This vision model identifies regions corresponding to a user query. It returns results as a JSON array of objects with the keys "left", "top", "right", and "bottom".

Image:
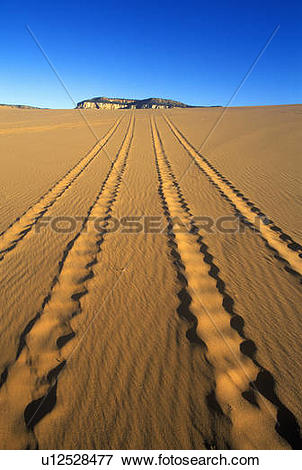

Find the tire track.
[
  {"left": 0, "top": 116, "right": 122, "bottom": 261},
  {"left": 0, "top": 115, "right": 134, "bottom": 449},
  {"left": 163, "top": 114, "right": 302, "bottom": 278},
  {"left": 151, "top": 117, "right": 301, "bottom": 449}
]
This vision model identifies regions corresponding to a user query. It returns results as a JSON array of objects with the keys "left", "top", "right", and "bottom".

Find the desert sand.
[{"left": 0, "top": 105, "right": 301, "bottom": 449}]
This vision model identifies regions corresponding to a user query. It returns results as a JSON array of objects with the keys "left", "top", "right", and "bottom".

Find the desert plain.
[{"left": 0, "top": 104, "right": 301, "bottom": 449}]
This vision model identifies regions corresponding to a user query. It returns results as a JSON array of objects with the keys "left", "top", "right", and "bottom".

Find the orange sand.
[{"left": 0, "top": 105, "right": 301, "bottom": 449}]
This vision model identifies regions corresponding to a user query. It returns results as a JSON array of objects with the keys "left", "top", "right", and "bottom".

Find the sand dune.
[
  {"left": 163, "top": 114, "right": 302, "bottom": 276},
  {"left": 167, "top": 105, "right": 302, "bottom": 245},
  {"left": 0, "top": 117, "right": 122, "bottom": 260},
  {"left": 0, "top": 106, "right": 301, "bottom": 449}
]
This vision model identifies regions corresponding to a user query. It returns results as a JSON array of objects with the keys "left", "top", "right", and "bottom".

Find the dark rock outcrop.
[{"left": 76, "top": 96, "right": 196, "bottom": 110}]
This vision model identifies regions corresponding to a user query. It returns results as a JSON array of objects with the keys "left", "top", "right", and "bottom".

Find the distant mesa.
[
  {"left": 76, "top": 97, "right": 216, "bottom": 110},
  {"left": 0, "top": 103, "right": 42, "bottom": 109}
]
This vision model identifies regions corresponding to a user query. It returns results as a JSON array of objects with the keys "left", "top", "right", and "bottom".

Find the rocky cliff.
[{"left": 76, "top": 97, "right": 194, "bottom": 110}]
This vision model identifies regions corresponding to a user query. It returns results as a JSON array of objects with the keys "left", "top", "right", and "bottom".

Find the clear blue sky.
[{"left": 1, "top": 0, "right": 301, "bottom": 108}]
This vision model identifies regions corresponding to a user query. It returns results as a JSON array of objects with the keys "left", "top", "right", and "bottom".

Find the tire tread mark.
[
  {"left": 0, "top": 115, "right": 135, "bottom": 449},
  {"left": 151, "top": 116, "right": 301, "bottom": 450},
  {"left": 163, "top": 114, "right": 302, "bottom": 278},
  {"left": 0, "top": 117, "right": 123, "bottom": 260}
]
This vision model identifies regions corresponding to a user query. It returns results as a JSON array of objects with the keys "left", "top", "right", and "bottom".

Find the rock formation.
[
  {"left": 76, "top": 97, "right": 194, "bottom": 110},
  {"left": 0, "top": 104, "right": 42, "bottom": 109}
]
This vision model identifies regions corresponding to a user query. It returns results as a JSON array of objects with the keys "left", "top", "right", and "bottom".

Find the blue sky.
[{"left": 0, "top": 0, "right": 301, "bottom": 108}]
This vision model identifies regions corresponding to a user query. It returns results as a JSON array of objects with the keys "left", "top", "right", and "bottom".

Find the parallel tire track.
[
  {"left": 0, "top": 117, "right": 122, "bottom": 261},
  {"left": 151, "top": 117, "right": 301, "bottom": 450},
  {"left": 163, "top": 114, "right": 302, "bottom": 278},
  {"left": 0, "top": 115, "right": 134, "bottom": 449}
]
